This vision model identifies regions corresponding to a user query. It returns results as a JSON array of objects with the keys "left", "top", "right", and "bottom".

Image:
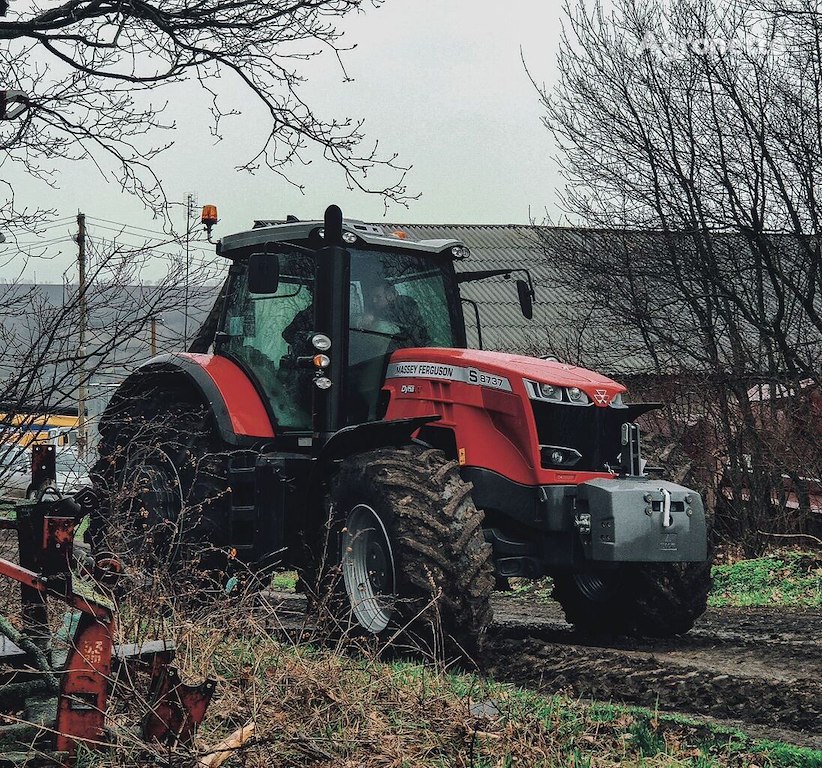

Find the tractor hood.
[{"left": 388, "top": 348, "right": 627, "bottom": 406}]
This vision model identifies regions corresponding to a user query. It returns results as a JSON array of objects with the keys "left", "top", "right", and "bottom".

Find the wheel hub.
[
  {"left": 342, "top": 504, "right": 396, "bottom": 633},
  {"left": 365, "top": 540, "right": 389, "bottom": 592}
]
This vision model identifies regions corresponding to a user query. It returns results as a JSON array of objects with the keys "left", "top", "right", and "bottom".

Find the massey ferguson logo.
[{"left": 594, "top": 389, "right": 610, "bottom": 404}]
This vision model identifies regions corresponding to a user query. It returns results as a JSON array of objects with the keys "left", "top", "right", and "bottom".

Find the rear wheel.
[
  {"left": 91, "top": 395, "right": 229, "bottom": 585},
  {"left": 552, "top": 559, "right": 712, "bottom": 637},
  {"left": 306, "top": 444, "right": 494, "bottom": 659}
]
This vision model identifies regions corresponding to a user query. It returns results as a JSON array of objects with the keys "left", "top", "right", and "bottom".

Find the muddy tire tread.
[{"left": 309, "top": 443, "right": 494, "bottom": 656}]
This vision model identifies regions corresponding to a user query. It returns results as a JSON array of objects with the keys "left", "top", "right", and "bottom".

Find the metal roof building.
[
  {"left": 379, "top": 223, "right": 819, "bottom": 381},
  {"left": 383, "top": 223, "right": 649, "bottom": 375}
]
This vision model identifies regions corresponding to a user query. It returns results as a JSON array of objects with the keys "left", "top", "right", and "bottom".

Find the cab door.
[{"left": 216, "top": 256, "right": 314, "bottom": 431}]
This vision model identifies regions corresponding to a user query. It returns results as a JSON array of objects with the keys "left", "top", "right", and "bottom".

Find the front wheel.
[
  {"left": 306, "top": 445, "right": 494, "bottom": 659},
  {"left": 341, "top": 502, "right": 397, "bottom": 633},
  {"left": 552, "top": 559, "right": 712, "bottom": 637}
]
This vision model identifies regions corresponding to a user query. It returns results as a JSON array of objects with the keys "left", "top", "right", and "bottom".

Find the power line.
[
  {"left": 84, "top": 217, "right": 180, "bottom": 241},
  {"left": 9, "top": 214, "right": 215, "bottom": 251},
  {"left": 82, "top": 233, "right": 219, "bottom": 267},
  {"left": 84, "top": 221, "right": 215, "bottom": 252},
  {"left": 86, "top": 215, "right": 183, "bottom": 239},
  {"left": 3, "top": 213, "right": 222, "bottom": 284},
  {"left": 85, "top": 236, "right": 216, "bottom": 258},
  {"left": 86, "top": 214, "right": 214, "bottom": 246},
  {"left": 1, "top": 218, "right": 78, "bottom": 241},
  {"left": 11, "top": 236, "right": 74, "bottom": 249},
  {"left": 6, "top": 216, "right": 77, "bottom": 230}
]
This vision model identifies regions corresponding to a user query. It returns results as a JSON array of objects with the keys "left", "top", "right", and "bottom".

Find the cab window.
[{"left": 219, "top": 254, "right": 313, "bottom": 430}]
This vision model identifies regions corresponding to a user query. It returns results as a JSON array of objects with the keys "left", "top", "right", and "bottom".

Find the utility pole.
[
  {"left": 76, "top": 212, "right": 88, "bottom": 459},
  {"left": 150, "top": 316, "right": 159, "bottom": 355},
  {"left": 184, "top": 192, "right": 196, "bottom": 346}
]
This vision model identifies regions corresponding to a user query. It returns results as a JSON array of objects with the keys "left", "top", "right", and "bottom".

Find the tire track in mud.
[{"left": 487, "top": 597, "right": 822, "bottom": 749}]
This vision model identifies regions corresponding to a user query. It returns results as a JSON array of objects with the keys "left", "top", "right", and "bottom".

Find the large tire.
[
  {"left": 305, "top": 444, "right": 494, "bottom": 660},
  {"left": 552, "top": 559, "right": 712, "bottom": 637},
  {"left": 91, "top": 394, "right": 229, "bottom": 584}
]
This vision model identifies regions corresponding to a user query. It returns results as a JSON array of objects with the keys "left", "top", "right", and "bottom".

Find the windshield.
[
  {"left": 348, "top": 249, "right": 460, "bottom": 346},
  {"left": 346, "top": 249, "right": 461, "bottom": 422}
]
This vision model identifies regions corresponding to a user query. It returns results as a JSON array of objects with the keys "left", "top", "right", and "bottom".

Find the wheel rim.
[
  {"left": 573, "top": 572, "right": 614, "bottom": 602},
  {"left": 342, "top": 504, "right": 396, "bottom": 633},
  {"left": 121, "top": 445, "right": 185, "bottom": 562}
]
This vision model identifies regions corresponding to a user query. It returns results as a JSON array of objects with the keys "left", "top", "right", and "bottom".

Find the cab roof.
[{"left": 218, "top": 217, "right": 465, "bottom": 256}]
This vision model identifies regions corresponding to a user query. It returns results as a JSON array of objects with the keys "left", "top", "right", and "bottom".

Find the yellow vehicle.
[{"left": 0, "top": 413, "right": 79, "bottom": 450}]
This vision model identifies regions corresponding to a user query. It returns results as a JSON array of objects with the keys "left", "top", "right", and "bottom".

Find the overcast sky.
[{"left": 2, "top": 0, "right": 565, "bottom": 281}]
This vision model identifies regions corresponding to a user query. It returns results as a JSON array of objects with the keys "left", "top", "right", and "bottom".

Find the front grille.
[{"left": 531, "top": 400, "right": 625, "bottom": 472}]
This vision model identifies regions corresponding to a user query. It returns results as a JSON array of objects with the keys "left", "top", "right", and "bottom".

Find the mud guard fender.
[
  {"left": 101, "top": 353, "right": 274, "bottom": 447},
  {"left": 317, "top": 415, "right": 441, "bottom": 468}
]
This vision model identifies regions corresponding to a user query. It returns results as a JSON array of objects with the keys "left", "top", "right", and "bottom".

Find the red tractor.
[{"left": 94, "top": 206, "right": 710, "bottom": 652}]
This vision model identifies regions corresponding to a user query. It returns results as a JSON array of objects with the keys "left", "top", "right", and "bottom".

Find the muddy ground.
[
  {"left": 486, "top": 595, "right": 822, "bottom": 750},
  {"left": 258, "top": 591, "right": 822, "bottom": 751}
]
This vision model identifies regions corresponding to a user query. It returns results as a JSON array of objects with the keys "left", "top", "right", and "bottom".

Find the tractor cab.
[{"left": 214, "top": 208, "right": 469, "bottom": 437}]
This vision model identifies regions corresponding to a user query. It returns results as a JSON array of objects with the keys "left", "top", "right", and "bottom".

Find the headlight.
[
  {"left": 450, "top": 245, "right": 470, "bottom": 259},
  {"left": 566, "top": 387, "right": 589, "bottom": 404},
  {"left": 524, "top": 379, "right": 590, "bottom": 405},
  {"left": 539, "top": 383, "right": 561, "bottom": 400},
  {"left": 311, "top": 333, "right": 331, "bottom": 351},
  {"left": 540, "top": 445, "right": 582, "bottom": 468},
  {"left": 525, "top": 379, "right": 561, "bottom": 401}
]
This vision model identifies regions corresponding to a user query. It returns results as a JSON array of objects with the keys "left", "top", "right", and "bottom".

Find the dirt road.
[{"left": 487, "top": 595, "right": 821, "bottom": 750}]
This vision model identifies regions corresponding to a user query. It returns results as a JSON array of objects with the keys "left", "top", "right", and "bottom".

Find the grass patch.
[
  {"left": 270, "top": 569, "right": 298, "bottom": 591},
  {"left": 503, "top": 576, "right": 555, "bottom": 601},
  {"left": 751, "top": 740, "right": 822, "bottom": 768},
  {"left": 11, "top": 544, "right": 821, "bottom": 765},
  {"left": 709, "top": 550, "right": 821, "bottom": 607},
  {"left": 501, "top": 552, "right": 822, "bottom": 610}
]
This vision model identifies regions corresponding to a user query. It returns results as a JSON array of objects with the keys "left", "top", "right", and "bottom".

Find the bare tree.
[
  {"left": 0, "top": 1, "right": 408, "bottom": 490},
  {"left": 0, "top": 229, "right": 219, "bottom": 486},
  {"left": 538, "top": 0, "right": 822, "bottom": 552},
  {"left": 0, "top": 0, "right": 411, "bottom": 235}
]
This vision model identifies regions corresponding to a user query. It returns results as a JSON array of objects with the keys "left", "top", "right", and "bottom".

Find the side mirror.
[
  {"left": 516, "top": 279, "right": 534, "bottom": 320},
  {"left": 248, "top": 251, "right": 280, "bottom": 294}
]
